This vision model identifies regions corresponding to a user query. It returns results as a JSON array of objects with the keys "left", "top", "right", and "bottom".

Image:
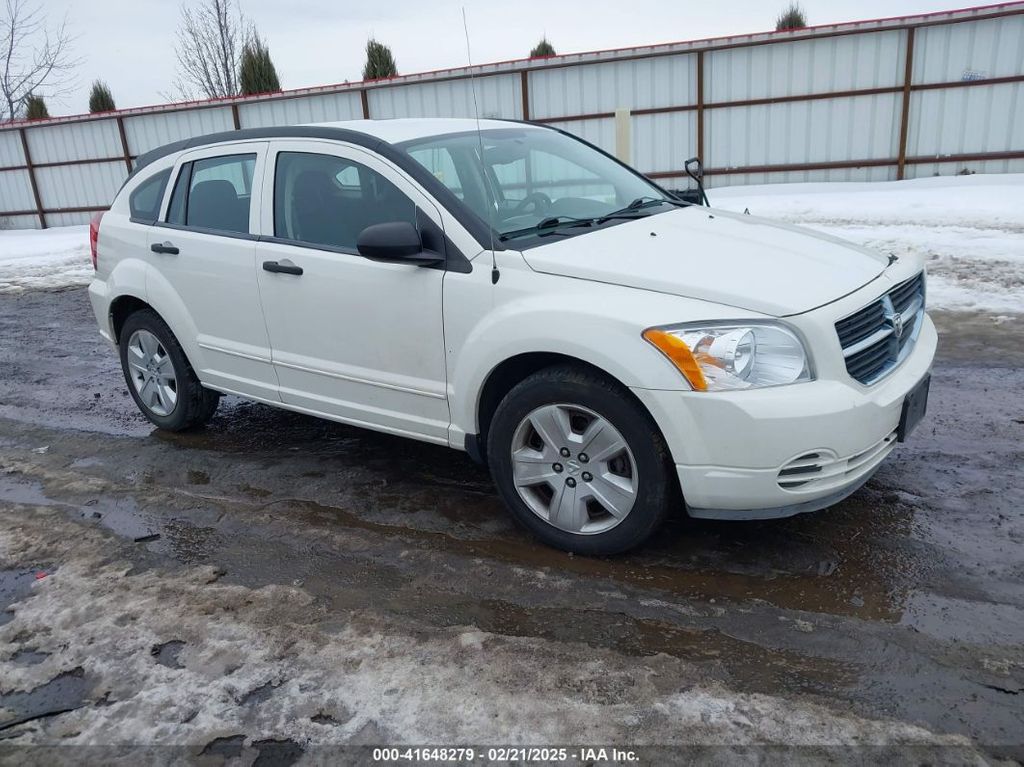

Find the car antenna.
[{"left": 462, "top": 7, "right": 500, "bottom": 285}]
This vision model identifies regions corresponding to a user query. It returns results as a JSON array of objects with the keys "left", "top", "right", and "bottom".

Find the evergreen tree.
[
  {"left": 88, "top": 80, "right": 116, "bottom": 112},
  {"left": 239, "top": 34, "right": 281, "bottom": 95},
  {"left": 363, "top": 39, "right": 397, "bottom": 80},
  {"left": 775, "top": 3, "right": 807, "bottom": 30},
  {"left": 530, "top": 37, "right": 556, "bottom": 58},
  {"left": 25, "top": 94, "right": 48, "bottom": 119}
]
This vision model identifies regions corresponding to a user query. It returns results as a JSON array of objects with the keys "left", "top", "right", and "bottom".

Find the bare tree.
[
  {"left": 171, "top": 0, "right": 253, "bottom": 99},
  {"left": 1, "top": 0, "right": 78, "bottom": 121}
]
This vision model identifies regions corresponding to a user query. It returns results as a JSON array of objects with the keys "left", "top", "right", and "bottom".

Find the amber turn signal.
[{"left": 642, "top": 328, "right": 708, "bottom": 391}]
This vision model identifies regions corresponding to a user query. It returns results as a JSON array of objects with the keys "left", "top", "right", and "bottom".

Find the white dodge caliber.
[{"left": 89, "top": 118, "right": 934, "bottom": 554}]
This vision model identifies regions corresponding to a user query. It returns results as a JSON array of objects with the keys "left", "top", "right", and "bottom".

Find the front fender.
[{"left": 445, "top": 265, "right": 753, "bottom": 441}]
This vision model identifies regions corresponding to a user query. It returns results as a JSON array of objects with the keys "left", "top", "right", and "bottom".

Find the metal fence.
[{"left": 1, "top": 2, "right": 1022, "bottom": 229}]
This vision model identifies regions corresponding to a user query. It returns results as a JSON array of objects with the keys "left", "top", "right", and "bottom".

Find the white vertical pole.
[{"left": 614, "top": 108, "right": 632, "bottom": 164}]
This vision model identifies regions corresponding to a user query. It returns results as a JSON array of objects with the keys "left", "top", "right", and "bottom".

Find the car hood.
[{"left": 518, "top": 206, "right": 888, "bottom": 316}]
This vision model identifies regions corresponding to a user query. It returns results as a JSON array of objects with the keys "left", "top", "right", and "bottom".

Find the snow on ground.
[
  {"left": 0, "top": 500, "right": 981, "bottom": 750},
  {"left": 0, "top": 225, "right": 91, "bottom": 294},
  {"left": 1, "top": 175, "right": 1022, "bottom": 313},
  {"left": 713, "top": 174, "right": 1024, "bottom": 315}
]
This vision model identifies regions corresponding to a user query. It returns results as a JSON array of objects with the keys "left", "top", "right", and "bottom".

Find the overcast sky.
[{"left": 43, "top": 0, "right": 966, "bottom": 114}]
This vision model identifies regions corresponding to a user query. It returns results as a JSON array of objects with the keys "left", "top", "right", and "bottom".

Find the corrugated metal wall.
[
  {"left": 369, "top": 74, "right": 524, "bottom": 119},
  {"left": 1, "top": 2, "right": 1022, "bottom": 228},
  {"left": 238, "top": 91, "right": 363, "bottom": 127}
]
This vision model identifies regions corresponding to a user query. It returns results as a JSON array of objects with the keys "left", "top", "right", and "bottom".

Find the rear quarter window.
[{"left": 129, "top": 168, "right": 172, "bottom": 222}]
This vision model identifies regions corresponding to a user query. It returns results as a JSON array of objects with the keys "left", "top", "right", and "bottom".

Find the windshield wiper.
[
  {"left": 498, "top": 202, "right": 680, "bottom": 242},
  {"left": 498, "top": 215, "right": 595, "bottom": 242},
  {"left": 595, "top": 196, "right": 686, "bottom": 223}
]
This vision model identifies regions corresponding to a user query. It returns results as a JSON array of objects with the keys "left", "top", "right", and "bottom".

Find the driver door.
[{"left": 255, "top": 140, "right": 449, "bottom": 443}]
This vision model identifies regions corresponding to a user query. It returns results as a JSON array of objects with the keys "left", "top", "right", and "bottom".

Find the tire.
[
  {"left": 118, "top": 309, "right": 219, "bottom": 431},
  {"left": 487, "top": 364, "right": 675, "bottom": 555}
]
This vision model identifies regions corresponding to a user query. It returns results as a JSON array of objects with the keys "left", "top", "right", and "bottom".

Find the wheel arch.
[
  {"left": 469, "top": 351, "right": 672, "bottom": 469},
  {"left": 109, "top": 294, "right": 152, "bottom": 343}
]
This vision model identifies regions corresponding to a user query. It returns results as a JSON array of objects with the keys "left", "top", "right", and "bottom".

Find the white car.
[{"left": 88, "top": 118, "right": 935, "bottom": 555}]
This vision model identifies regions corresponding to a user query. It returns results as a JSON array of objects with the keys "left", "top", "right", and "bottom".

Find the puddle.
[
  {"left": 9, "top": 649, "right": 49, "bottom": 667},
  {"left": 0, "top": 567, "right": 49, "bottom": 627},
  {"left": 200, "top": 734, "right": 245, "bottom": 759},
  {"left": 252, "top": 738, "right": 303, "bottom": 767},
  {"left": 186, "top": 470, "right": 210, "bottom": 486},
  {"left": 150, "top": 640, "right": 186, "bottom": 670},
  {"left": 238, "top": 680, "right": 278, "bottom": 707},
  {"left": 0, "top": 668, "right": 90, "bottom": 732}
]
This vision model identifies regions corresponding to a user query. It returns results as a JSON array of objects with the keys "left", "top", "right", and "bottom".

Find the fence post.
[
  {"left": 116, "top": 116, "right": 132, "bottom": 172},
  {"left": 231, "top": 103, "right": 241, "bottom": 130},
  {"left": 520, "top": 70, "right": 530, "bottom": 120},
  {"left": 360, "top": 89, "right": 370, "bottom": 119},
  {"left": 18, "top": 127, "right": 45, "bottom": 229},
  {"left": 896, "top": 27, "right": 916, "bottom": 181},
  {"left": 696, "top": 50, "right": 705, "bottom": 162}
]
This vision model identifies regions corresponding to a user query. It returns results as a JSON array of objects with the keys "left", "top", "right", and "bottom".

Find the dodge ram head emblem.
[{"left": 892, "top": 311, "right": 904, "bottom": 339}]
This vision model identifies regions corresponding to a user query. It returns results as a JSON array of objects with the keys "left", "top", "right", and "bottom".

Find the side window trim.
[{"left": 156, "top": 221, "right": 260, "bottom": 242}]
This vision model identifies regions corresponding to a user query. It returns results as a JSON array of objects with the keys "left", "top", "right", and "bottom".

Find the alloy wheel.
[
  {"left": 510, "top": 403, "right": 638, "bottom": 535},
  {"left": 126, "top": 329, "right": 178, "bottom": 417}
]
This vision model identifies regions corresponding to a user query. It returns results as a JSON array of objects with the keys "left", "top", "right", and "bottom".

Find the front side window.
[
  {"left": 166, "top": 153, "right": 256, "bottom": 235},
  {"left": 273, "top": 151, "right": 417, "bottom": 252},
  {"left": 406, "top": 146, "right": 466, "bottom": 200},
  {"left": 400, "top": 128, "right": 674, "bottom": 244},
  {"left": 129, "top": 167, "right": 171, "bottom": 222}
]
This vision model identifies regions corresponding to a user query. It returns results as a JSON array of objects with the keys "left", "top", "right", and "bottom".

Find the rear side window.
[
  {"left": 273, "top": 151, "right": 417, "bottom": 252},
  {"left": 129, "top": 168, "right": 171, "bottom": 222},
  {"left": 166, "top": 154, "right": 256, "bottom": 235}
]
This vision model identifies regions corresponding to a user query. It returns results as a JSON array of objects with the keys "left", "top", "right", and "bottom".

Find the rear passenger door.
[
  {"left": 149, "top": 142, "right": 280, "bottom": 401},
  {"left": 255, "top": 140, "right": 449, "bottom": 443}
]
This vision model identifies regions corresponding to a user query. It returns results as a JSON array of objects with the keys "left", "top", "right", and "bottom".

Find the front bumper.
[{"left": 631, "top": 313, "right": 937, "bottom": 520}]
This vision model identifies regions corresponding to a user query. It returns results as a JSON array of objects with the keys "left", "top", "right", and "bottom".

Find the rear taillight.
[{"left": 89, "top": 211, "right": 105, "bottom": 270}]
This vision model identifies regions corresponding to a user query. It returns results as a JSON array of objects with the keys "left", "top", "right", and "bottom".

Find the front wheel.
[
  {"left": 487, "top": 365, "right": 675, "bottom": 555},
  {"left": 118, "top": 309, "right": 219, "bottom": 431}
]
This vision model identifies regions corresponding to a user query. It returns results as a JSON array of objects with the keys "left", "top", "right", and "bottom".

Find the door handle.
[
  {"left": 151, "top": 242, "right": 179, "bottom": 255},
  {"left": 262, "top": 259, "right": 303, "bottom": 276}
]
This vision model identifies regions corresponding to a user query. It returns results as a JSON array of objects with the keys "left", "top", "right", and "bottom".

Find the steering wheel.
[{"left": 512, "top": 192, "right": 552, "bottom": 216}]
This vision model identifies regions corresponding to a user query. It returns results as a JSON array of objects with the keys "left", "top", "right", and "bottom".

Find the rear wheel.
[
  {"left": 487, "top": 365, "right": 675, "bottom": 555},
  {"left": 118, "top": 309, "right": 219, "bottom": 431}
]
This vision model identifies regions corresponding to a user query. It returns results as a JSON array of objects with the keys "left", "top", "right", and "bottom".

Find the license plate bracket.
[{"left": 898, "top": 374, "right": 930, "bottom": 442}]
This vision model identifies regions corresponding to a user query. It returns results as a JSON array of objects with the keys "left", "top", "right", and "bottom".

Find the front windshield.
[{"left": 399, "top": 127, "right": 675, "bottom": 242}]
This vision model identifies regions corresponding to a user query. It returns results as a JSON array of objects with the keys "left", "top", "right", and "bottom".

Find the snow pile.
[
  {"left": 713, "top": 174, "right": 1024, "bottom": 315},
  {"left": 0, "top": 225, "right": 91, "bottom": 294}
]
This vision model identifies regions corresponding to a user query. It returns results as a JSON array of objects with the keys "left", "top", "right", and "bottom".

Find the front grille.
[{"left": 835, "top": 272, "right": 926, "bottom": 385}]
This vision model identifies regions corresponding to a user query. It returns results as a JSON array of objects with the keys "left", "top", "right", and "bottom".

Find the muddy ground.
[{"left": 0, "top": 288, "right": 1022, "bottom": 764}]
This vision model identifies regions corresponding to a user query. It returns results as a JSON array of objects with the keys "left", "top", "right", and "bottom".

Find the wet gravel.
[{"left": 0, "top": 287, "right": 1022, "bottom": 757}]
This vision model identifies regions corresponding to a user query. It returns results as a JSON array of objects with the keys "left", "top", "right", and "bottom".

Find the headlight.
[{"left": 643, "top": 323, "right": 812, "bottom": 391}]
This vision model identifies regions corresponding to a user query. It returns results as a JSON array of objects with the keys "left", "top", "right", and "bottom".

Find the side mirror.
[
  {"left": 356, "top": 221, "right": 443, "bottom": 266},
  {"left": 684, "top": 156, "right": 710, "bottom": 207},
  {"left": 669, "top": 189, "right": 704, "bottom": 205}
]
